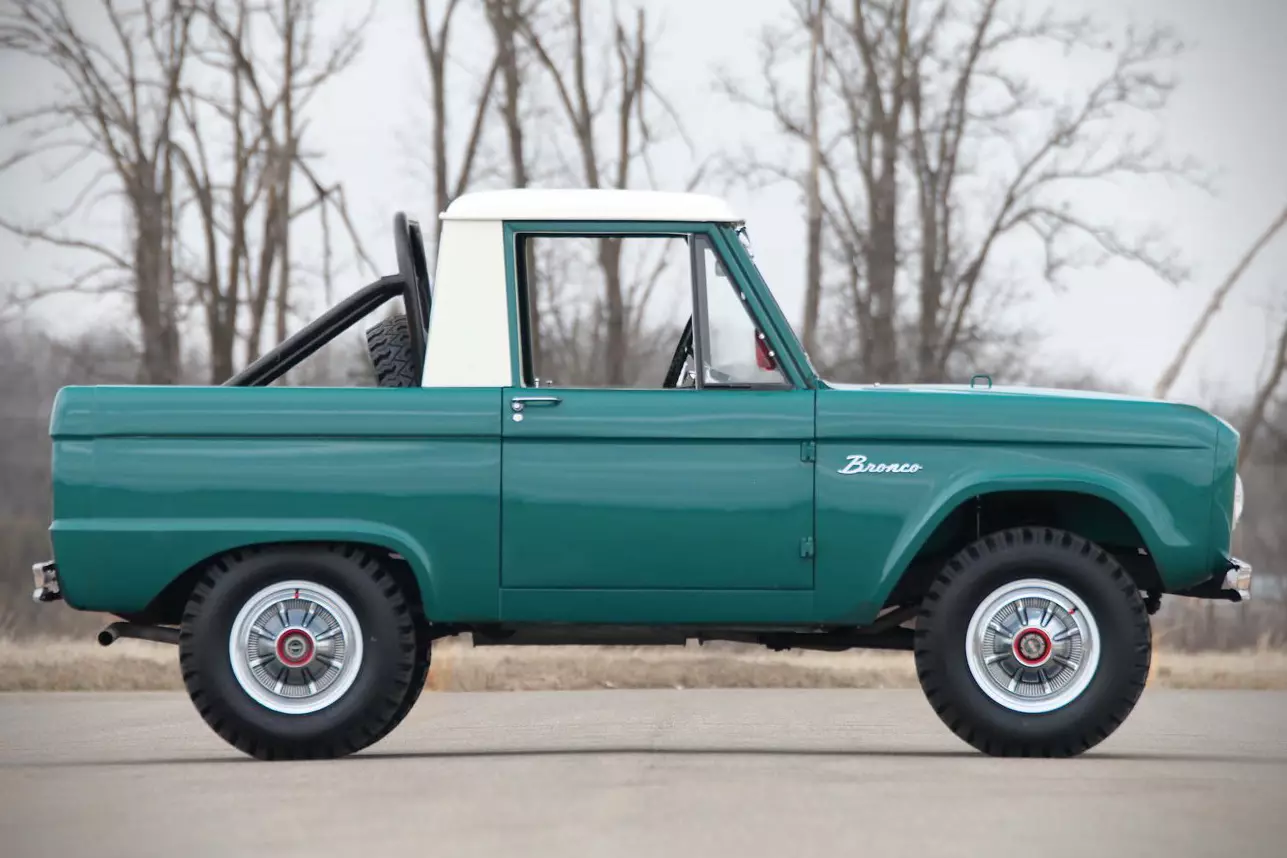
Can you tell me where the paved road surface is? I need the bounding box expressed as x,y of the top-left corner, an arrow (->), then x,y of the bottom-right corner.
2,689 -> 1285,857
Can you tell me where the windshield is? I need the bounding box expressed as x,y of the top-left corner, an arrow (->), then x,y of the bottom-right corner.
732,225 -> 819,379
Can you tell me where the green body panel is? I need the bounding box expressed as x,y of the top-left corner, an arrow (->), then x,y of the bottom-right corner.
42,222 -> 1241,628
499,387 -> 815,619
813,384 -> 1225,624
1208,418 -> 1240,563
50,386 -> 502,620
498,589 -> 815,624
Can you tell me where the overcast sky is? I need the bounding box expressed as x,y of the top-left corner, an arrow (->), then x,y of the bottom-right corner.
2,0 -> 1284,412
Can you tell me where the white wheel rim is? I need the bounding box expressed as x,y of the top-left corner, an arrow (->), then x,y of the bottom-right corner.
965,578 -> 1100,714
228,580 -> 364,715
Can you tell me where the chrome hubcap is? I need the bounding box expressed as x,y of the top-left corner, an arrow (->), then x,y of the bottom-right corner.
965,578 -> 1100,714
229,581 -> 363,715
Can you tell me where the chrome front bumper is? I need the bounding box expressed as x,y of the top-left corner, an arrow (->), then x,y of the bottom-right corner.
31,561 -> 61,603
1223,558 -> 1253,602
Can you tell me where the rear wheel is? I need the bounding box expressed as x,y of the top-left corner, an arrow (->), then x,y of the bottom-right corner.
369,620 -> 431,744
913,527 -> 1151,757
179,545 -> 420,760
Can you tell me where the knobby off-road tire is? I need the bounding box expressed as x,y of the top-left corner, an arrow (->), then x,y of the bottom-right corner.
913,527 -> 1151,758
365,314 -> 418,388
179,545 -> 421,761
369,618 -> 431,745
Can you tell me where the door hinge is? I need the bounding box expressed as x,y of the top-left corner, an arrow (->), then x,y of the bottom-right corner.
799,536 -> 815,559
800,441 -> 816,463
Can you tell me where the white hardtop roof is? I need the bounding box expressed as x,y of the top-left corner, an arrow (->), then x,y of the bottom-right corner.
440,188 -> 742,223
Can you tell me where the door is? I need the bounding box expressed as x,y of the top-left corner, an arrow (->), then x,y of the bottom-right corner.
499,227 -> 815,608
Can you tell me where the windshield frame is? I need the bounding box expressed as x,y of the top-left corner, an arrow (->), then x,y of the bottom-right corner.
719,223 -> 819,386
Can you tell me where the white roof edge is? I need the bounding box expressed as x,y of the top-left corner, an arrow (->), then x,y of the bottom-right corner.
440,188 -> 743,223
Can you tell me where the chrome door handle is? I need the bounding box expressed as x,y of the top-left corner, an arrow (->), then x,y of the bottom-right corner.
511,396 -> 562,412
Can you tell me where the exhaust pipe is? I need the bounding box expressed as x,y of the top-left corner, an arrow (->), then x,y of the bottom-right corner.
97,621 -> 181,647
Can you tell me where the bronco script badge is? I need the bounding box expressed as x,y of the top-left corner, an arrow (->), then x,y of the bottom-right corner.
838,454 -> 923,474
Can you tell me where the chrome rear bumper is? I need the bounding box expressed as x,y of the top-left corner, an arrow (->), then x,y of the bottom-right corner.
1223,558 -> 1253,602
31,561 -> 61,603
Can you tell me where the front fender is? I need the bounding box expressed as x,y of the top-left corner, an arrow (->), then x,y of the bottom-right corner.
878,474 -> 1177,601
813,443 -> 1218,625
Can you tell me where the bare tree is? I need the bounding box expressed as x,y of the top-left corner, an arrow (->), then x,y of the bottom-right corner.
823,0 -> 910,381
1154,203 -> 1287,400
0,317 -> 142,636
801,0 -> 826,356
484,0 -> 531,189
722,0 -> 1196,383
416,0 -> 500,257
0,0 -> 195,383
518,0 -> 701,385
721,0 -> 909,379
0,0 -> 374,385
170,0 -> 374,381
481,0 -> 541,365
1239,315 -> 1287,467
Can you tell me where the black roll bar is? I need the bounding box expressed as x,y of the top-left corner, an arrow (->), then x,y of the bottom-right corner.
223,274 -> 407,387
394,213 -> 432,381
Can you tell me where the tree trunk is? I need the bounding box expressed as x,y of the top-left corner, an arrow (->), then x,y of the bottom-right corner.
1239,320 -> 1287,466
213,12 -> 248,384
489,0 -> 527,189
274,0 -> 296,348
132,184 -> 181,385
598,238 -> 626,386
801,0 -> 824,357
430,49 -> 449,256
866,189 -> 899,381
1154,204 -> 1287,399
917,203 -> 942,381
487,0 -> 537,375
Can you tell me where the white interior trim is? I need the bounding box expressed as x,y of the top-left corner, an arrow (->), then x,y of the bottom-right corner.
421,219 -> 513,388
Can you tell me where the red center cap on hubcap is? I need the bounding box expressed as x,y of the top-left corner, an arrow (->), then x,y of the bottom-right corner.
1013,628 -> 1052,667
275,630 -> 315,668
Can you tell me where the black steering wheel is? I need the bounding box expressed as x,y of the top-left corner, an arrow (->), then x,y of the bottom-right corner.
662,317 -> 694,388
393,212 -> 431,378
661,316 -> 737,388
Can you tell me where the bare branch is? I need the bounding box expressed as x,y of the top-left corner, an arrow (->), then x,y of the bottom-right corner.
452,55 -> 502,200
0,215 -> 130,269
1154,204 -> 1287,399
1240,315 -> 1287,466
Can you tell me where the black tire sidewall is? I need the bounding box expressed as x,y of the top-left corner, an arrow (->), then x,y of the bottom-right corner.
182,548 -> 410,753
916,531 -> 1150,749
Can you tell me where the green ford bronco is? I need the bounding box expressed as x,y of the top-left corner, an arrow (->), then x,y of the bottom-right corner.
32,189 -> 1251,760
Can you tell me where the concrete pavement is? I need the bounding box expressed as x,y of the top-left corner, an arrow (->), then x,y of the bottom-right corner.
2,688 -> 1285,857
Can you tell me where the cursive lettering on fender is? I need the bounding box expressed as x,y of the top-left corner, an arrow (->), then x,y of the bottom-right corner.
837,454 -> 923,475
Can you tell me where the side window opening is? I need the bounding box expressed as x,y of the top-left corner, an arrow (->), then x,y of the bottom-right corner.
514,231 -> 789,391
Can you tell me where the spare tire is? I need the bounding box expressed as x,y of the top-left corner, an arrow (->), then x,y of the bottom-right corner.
365,314 -> 418,388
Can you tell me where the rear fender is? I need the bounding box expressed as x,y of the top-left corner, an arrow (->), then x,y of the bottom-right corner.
51,518 -> 439,617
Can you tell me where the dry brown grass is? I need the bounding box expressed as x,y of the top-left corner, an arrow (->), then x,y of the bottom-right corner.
3,636 -> 1287,693
422,639 -> 921,691
0,637 -> 183,691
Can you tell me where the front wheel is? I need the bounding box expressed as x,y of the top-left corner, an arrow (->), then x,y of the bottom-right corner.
914,527 -> 1151,757
179,545 -> 421,760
